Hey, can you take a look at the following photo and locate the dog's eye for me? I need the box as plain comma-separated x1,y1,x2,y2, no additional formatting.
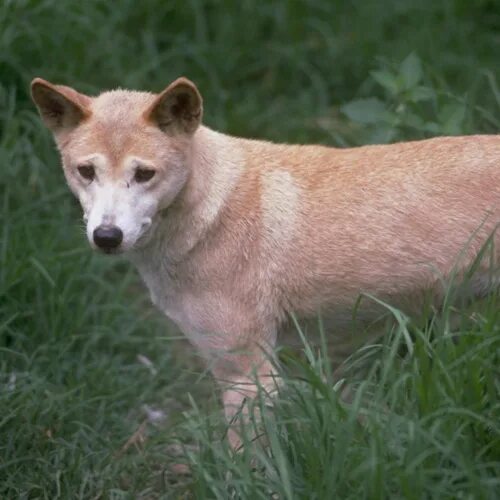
134,168,155,183
77,165,95,181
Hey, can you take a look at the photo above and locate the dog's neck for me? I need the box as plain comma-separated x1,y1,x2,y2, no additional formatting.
130,126,245,265
184,126,245,231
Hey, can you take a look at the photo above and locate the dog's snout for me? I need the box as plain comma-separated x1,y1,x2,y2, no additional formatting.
93,225,123,251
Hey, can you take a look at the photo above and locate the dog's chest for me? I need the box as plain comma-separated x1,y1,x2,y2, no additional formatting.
133,257,251,349
135,261,196,331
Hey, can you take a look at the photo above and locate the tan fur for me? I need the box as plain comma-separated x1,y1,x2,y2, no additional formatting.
31,77,500,446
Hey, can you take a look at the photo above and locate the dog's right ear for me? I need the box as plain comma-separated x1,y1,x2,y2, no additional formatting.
31,78,91,133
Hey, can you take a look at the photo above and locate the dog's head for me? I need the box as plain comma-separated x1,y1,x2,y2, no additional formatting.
31,77,203,254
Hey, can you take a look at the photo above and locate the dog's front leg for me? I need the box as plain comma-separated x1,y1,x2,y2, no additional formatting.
207,339,278,450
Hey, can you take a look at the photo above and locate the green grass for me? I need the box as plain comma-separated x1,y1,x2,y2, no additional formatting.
1,0,499,497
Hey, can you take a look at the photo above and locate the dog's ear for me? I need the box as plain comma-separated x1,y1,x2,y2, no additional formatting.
31,78,91,133
145,77,203,135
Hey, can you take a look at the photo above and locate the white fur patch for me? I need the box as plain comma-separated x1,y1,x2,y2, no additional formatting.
261,169,300,243
198,133,243,224
176,129,244,255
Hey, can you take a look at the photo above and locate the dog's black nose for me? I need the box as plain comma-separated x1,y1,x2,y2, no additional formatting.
93,225,123,250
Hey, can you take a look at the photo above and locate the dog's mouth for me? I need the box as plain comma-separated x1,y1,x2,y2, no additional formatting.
98,247,123,256
133,218,157,248
90,242,125,255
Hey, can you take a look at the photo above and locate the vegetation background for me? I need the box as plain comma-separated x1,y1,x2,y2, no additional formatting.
1,0,499,498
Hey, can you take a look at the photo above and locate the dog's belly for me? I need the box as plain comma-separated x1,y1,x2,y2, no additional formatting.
155,287,383,362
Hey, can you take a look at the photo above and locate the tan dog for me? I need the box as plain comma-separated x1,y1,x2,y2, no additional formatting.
31,77,499,444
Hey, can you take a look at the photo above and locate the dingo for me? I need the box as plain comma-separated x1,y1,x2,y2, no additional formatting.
32,77,499,444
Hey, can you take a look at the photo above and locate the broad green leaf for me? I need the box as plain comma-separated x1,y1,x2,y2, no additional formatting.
400,52,423,89
368,124,398,144
439,103,466,135
341,98,388,124
409,86,435,103
371,70,400,94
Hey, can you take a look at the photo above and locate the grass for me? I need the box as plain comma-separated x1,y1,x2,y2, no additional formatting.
0,0,499,497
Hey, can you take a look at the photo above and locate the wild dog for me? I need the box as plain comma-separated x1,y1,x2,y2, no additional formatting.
31,77,500,446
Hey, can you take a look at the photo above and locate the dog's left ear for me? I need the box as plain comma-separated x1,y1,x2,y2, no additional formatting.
145,77,203,135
